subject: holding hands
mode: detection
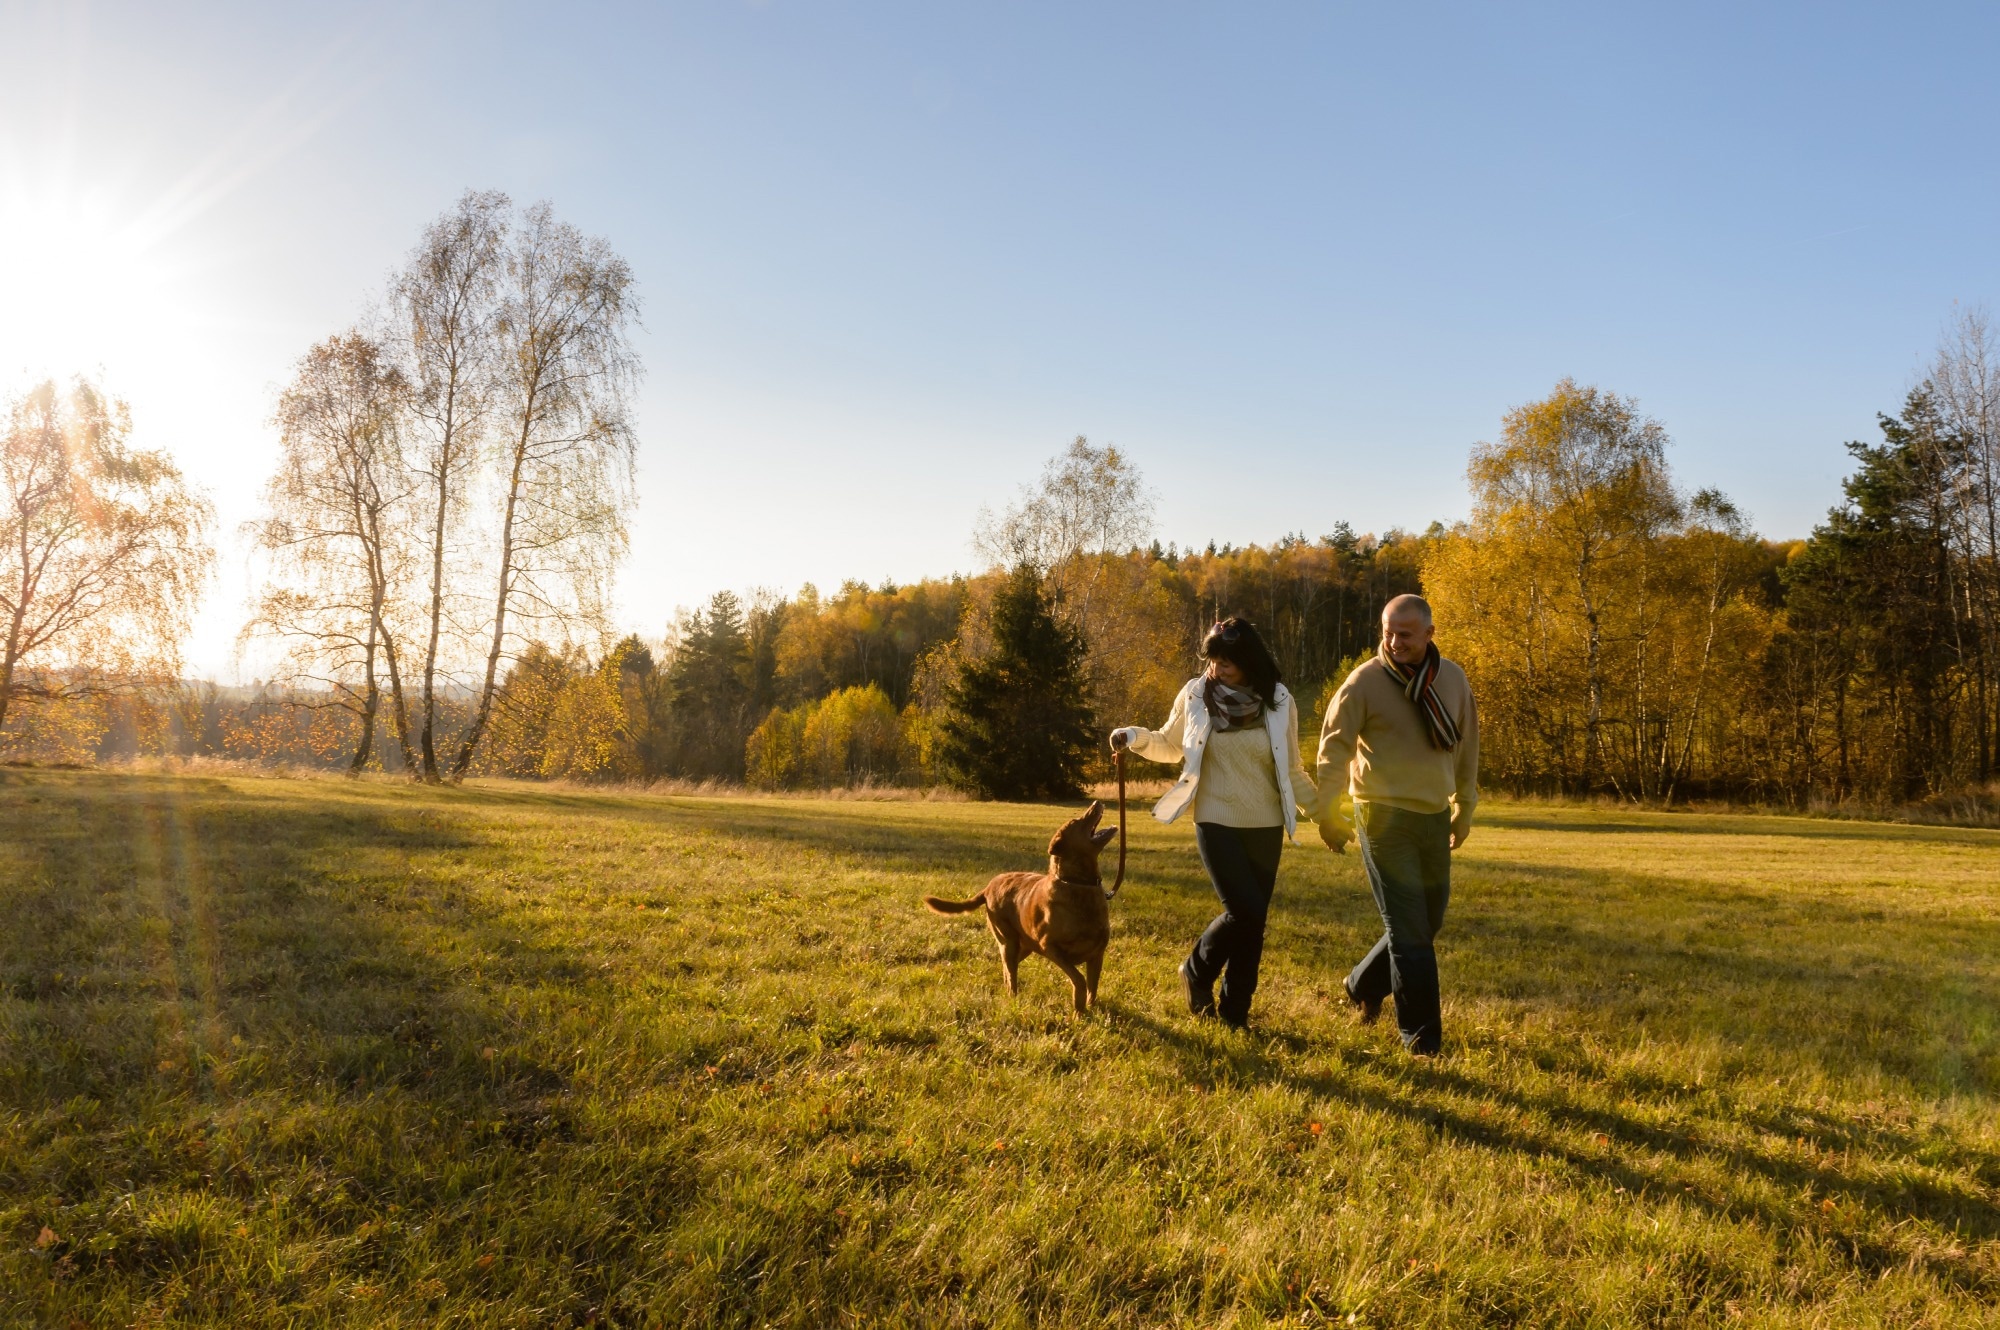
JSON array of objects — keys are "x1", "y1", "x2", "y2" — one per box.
[
  {"x1": 1316, "y1": 814, "x2": 1351, "y2": 855},
  {"x1": 1317, "y1": 811, "x2": 1468, "y2": 853}
]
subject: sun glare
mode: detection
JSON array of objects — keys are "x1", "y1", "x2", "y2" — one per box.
[
  {"x1": 0, "y1": 179, "x2": 249, "y2": 679},
  {"x1": 0, "y1": 190, "x2": 179, "y2": 384}
]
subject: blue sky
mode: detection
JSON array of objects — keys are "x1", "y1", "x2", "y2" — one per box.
[{"x1": 4, "y1": 2, "x2": 1998, "y2": 675}]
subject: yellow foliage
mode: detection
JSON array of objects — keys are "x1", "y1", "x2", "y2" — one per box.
[
  {"x1": 541, "y1": 673, "x2": 626, "y2": 780},
  {"x1": 1428, "y1": 381, "x2": 1780, "y2": 797},
  {"x1": 0, "y1": 693, "x2": 110, "y2": 764},
  {"x1": 746, "y1": 685, "x2": 903, "y2": 790}
]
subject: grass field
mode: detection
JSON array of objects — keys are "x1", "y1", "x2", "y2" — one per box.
[{"x1": 3, "y1": 770, "x2": 1997, "y2": 1327}]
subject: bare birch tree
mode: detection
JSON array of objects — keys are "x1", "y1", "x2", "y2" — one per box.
[
  {"x1": 0, "y1": 379, "x2": 213, "y2": 735},
  {"x1": 972, "y1": 437, "x2": 1161, "y2": 732},
  {"x1": 450, "y1": 202, "x2": 640, "y2": 779},
  {"x1": 1929, "y1": 306, "x2": 2000, "y2": 780},
  {"x1": 973, "y1": 437, "x2": 1155, "y2": 586},
  {"x1": 396, "y1": 190, "x2": 509, "y2": 782},
  {"x1": 245, "y1": 332, "x2": 417, "y2": 773}
]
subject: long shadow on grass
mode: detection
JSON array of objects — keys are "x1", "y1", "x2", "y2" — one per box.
[
  {"x1": 1109, "y1": 1004, "x2": 2000, "y2": 1298},
  {"x1": 1265, "y1": 844, "x2": 2000, "y2": 1102},
  {"x1": 0, "y1": 770, "x2": 618, "y2": 1189},
  {"x1": 1484, "y1": 810, "x2": 2000, "y2": 847},
  {"x1": 462, "y1": 783, "x2": 1196, "y2": 887}
]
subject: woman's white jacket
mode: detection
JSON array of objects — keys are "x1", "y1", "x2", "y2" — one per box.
[{"x1": 1113, "y1": 678, "x2": 1315, "y2": 843}]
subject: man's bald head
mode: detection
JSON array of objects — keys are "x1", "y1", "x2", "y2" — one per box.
[
  {"x1": 1382, "y1": 593, "x2": 1433, "y2": 626},
  {"x1": 1381, "y1": 594, "x2": 1435, "y2": 665}
]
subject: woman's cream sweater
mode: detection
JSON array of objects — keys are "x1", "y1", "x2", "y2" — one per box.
[{"x1": 1116, "y1": 677, "x2": 1317, "y2": 838}]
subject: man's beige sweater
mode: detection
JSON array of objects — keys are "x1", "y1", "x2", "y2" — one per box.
[{"x1": 1312, "y1": 656, "x2": 1479, "y2": 830}]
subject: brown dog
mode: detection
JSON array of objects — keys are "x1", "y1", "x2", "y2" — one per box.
[{"x1": 924, "y1": 801, "x2": 1118, "y2": 1015}]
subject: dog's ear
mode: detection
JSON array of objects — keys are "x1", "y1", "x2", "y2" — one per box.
[{"x1": 1091, "y1": 826, "x2": 1118, "y2": 849}]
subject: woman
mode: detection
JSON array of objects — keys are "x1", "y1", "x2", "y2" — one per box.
[{"x1": 1110, "y1": 617, "x2": 1315, "y2": 1029}]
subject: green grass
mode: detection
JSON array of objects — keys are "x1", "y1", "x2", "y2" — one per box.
[{"x1": 3, "y1": 770, "x2": 1997, "y2": 1327}]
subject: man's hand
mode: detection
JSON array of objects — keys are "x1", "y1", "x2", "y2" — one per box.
[
  {"x1": 1449, "y1": 817, "x2": 1472, "y2": 851},
  {"x1": 1108, "y1": 727, "x2": 1134, "y2": 752},
  {"x1": 1317, "y1": 816, "x2": 1351, "y2": 854}
]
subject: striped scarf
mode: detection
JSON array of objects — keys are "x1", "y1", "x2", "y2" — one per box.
[{"x1": 1378, "y1": 642, "x2": 1459, "y2": 751}]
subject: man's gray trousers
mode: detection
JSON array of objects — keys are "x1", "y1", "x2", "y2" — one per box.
[{"x1": 1347, "y1": 803, "x2": 1452, "y2": 1054}]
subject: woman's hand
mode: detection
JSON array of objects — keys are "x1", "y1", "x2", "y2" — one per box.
[{"x1": 1108, "y1": 727, "x2": 1137, "y2": 752}]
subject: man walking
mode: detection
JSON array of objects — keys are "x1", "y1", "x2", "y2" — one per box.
[{"x1": 1314, "y1": 594, "x2": 1478, "y2": 1056}]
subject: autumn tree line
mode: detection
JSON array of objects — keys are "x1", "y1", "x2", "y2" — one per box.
[{"x1": 4, "y1": 192, "x2": 1998, "y2": 811}]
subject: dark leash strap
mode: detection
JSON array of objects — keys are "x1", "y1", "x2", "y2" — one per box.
[{"x1": 1104, "y1": 749, "x2": 1128, "y2": 902}]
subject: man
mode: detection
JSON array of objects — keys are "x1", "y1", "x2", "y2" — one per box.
[{"x1": 1314, "y1": 594, "x2": 1478, "y2": 1056}]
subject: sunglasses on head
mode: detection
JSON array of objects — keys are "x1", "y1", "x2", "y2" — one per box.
[{"x1": 1208, "y1": 620, "x2": 1243, "y2": 644}]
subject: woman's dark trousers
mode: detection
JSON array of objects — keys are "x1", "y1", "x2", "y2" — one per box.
[
  {"x1": 1190, "y1": 823, "x2": 1284, "y2": 1025},
  {"x1": 1348, "y1": 805, "x2": 1452, "y2": 1054}
]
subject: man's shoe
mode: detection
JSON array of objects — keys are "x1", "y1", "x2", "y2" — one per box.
[
  {"x1": 1342, "y1": 978, "x2": 1383, "y2": 1026},
  {"x1": 1179, "y1": 959, "x2": 1216, "y2": 1017}
]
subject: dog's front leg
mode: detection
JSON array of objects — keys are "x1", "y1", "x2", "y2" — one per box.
[
  {"x1": 1050, "y1": 956, "x2": 1092, "y2": 1016},
  {"x1": 1084, "y1": 955, "x2": 1102, "y2": 1008}
]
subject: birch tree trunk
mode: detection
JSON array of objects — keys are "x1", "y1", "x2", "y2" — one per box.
[
  {"x1": 448, "y1": 202, "x2": 639, "y2": 782},
  {"x1": 395, "y1": 191, "x2": 508, "y2": 783}
]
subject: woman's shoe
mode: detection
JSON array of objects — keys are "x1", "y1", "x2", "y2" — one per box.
[
  {"x1": 1179, "y1": 959, "x2": 1216, "y2": 1017},
  {"x1": 1343, "y1": 978, "x2": 1383, "y2": 1025}
]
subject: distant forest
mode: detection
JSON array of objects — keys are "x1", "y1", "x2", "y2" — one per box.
[{"x1": 42, "y1": 520, "x2": 1423, "y2": 792}]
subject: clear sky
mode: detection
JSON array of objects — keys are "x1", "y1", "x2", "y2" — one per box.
[{"x1": 5, "y1": 1, "x2": 1998, "y2": 678}]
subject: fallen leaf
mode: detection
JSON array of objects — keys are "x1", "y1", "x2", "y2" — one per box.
[
  {"x1": 36, "y1": 1226, "x2": 58, "y2": 1249},
  {"x1": 1821, "y1": 1198, "x2": 1837, "y2": 1213},
  {"x1": 1308, "y1": 1122, "x2": 1323, "y2": 1135},
  {"x1": 1594, "y1": 1133, "x2": 1610, "y2": 1145},
  {"x1": 475, "y1": 1254, "x2": 496, "y2": 1270},
  {"x1": 480, "y1": 1047, "x2": 496, "y2": 1061}
]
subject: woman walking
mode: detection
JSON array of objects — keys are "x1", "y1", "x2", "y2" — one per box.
[{"x1": 1110, "y1": 617, "x2": 1315, "y2": 1029}]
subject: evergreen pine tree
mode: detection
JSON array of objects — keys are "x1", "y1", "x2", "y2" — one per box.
[
  {"x1": 668, "y1": 591, "x2": 753, "y2": 778},
  {"x1": 939, "y1": 565, "x2": 1096, "y2": 800}
]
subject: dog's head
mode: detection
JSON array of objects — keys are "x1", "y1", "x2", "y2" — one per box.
[{"x1": 1048, "y1": 800, "x2": 1119, "y2": 883}]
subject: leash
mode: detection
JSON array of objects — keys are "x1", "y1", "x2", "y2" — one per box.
[{"x1": 1104, "y1": 748, "x2": 1128, "y2": 902}]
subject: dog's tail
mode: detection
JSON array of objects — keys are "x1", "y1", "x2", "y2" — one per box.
[{"x1": 922, "y1": 892, "x2": 986, "y2": 915}]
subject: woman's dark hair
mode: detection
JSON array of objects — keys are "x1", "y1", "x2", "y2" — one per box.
[{"x1": 1200, "y1": 616, "x2": 1282, "y2": 710}]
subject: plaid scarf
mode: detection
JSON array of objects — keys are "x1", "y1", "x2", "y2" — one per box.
[
  {"x1": 1203, "y1": 678, "x2": 1266, "y2": 732},
  {"x1": 1378, "y1": 642, "x2": 1459, "y2": 751}
]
